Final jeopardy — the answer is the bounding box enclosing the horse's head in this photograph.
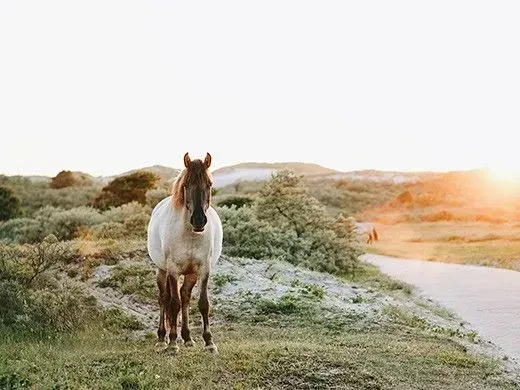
[181,152,213,233]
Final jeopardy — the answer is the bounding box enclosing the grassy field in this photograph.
[1,250,518,389]
[367,222,520,270]
[0,303,515,389]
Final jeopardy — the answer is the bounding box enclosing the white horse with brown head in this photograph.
[147,152,222,354]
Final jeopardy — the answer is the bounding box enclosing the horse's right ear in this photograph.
[183,153,191,168]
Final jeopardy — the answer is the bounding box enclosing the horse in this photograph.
[147,152,223,354]
[346,217,379,244]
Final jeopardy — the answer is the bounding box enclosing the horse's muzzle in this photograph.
[190,212,207,233]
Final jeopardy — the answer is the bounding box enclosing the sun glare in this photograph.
[488,165,520,183]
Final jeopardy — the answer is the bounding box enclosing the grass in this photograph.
[0,318,514,390]
[367,222,520,270]
[97,264,156,301]
[346,263,413,295]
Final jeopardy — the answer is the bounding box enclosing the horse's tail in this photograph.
[372,227,379,241]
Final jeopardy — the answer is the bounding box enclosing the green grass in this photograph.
[0,320,514,390]
[97,264,156,301]
[345,263,413,295]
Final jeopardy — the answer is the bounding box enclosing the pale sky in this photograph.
[1,1,519,177]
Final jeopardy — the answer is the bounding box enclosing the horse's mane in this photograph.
[171,160,212,209]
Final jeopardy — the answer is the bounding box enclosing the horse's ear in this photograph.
[204,153,212,169]
[183,153,191,168]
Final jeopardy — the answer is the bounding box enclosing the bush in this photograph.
[37,206,105,241]
[50,171,76,189]
[397,191,414,204]
[0,186,21,221]
[219,171,362,275]
[217,196,254,209]
[90,222,127,239]
[93,171,160,210]
[0,237,97,335]
[0,218,44,243]
[50,170,93,189]
[218,206,296,261]
[146,188,170,209]
[103,202,150,237]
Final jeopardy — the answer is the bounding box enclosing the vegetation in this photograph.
[368,222,520,270]
[218,170,362,275]
[0,186,21,221]
[93,171,160,210]
[0,167,518,388]
[50,170,93,189]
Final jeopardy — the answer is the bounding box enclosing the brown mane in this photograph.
[171,159,212,209]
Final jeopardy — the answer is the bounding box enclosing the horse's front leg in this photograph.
[166,274,181,353]
[180,273,197,347]
[155,269,168,352]
[198,274,217,354]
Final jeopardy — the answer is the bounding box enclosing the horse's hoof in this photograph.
[154,341,168,353]
[205,344,218,355]
[185,339,195,347]
[168,343,180,354]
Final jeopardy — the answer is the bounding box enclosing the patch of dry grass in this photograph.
[367,222,520,270]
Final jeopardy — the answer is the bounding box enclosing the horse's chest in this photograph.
[166,235,211,275]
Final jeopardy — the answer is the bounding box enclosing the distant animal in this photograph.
[346,217,379,244]
[147,152,223,354]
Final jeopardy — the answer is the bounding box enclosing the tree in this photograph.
[255,170,361,274]
[50,171,77,189]
[0,187,21,221]
[93,171,160,209]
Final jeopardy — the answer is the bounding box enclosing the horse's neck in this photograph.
[172,204,191,232]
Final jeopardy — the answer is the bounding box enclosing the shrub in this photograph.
[218,171,362,275]
[50,170,93,189]
[50,170,76,189]
[256,171,361,274]
[103,202,150,237]
[93,171,160,209]
[217,196,254,209]
[89,222,127,239]
[38,206,105,241]
[146,187,170,209]
[0,238,97,335]
[0,217,44,243]
[0,186,21,221]
[397,191,414,204]
[218,206,297,261]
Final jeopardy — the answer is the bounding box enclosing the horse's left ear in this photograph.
[184,153,191,168]
[204,153,212,169]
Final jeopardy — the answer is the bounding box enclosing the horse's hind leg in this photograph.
[180,273,197,346]
[155,269,168,352]
[198,274,217,354]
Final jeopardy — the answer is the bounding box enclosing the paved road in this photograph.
[363,254,520,360]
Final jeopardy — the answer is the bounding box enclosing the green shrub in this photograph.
[217,171,362,275]
[102,308,143,331]
[98,265,156,301]
[90,222,127,239]
[0,186,21,221]
[217,206,297,261]
[146,188,169,209]
[217,196,254,209]
[0,239,98,335]
[0,218,43,243]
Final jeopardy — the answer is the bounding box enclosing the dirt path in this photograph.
[363,254,520,362]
